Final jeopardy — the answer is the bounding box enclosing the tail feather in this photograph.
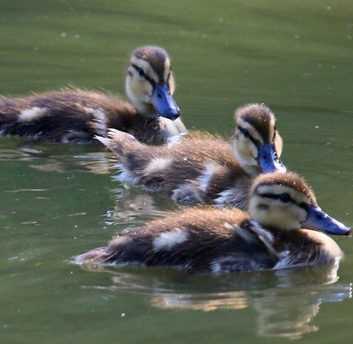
[108,128,136,141]
[95,128,141,155]
[95,135,113,147]
[74,247,108,264]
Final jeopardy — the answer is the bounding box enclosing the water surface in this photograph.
[1,1,353,343]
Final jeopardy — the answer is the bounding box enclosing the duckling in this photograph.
[97,103,286,208]
[0,46,185,144]
[74,172,350,272]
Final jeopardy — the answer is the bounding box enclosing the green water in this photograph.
[1,0,353,343]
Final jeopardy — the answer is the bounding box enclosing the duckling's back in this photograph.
[75,207,280,272]
[100,130,251,206]
[0,89,174,144]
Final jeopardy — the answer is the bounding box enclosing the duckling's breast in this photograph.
[273,229,343,269]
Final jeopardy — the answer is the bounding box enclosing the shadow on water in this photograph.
[76,262,351,340]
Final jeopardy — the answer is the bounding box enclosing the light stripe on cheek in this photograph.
[163,58,170,83]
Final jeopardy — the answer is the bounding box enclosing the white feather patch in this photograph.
[144,157,173,175]
[153,228,188,250]
[248,221,278,258]
[84,107,107,135]
[19,107,47,122]
[197,161,219,192]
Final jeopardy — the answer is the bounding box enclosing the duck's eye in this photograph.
[279,193,291,203]
[137,67,145,77]
[242,128,250,138]
[132,64,145,77]
[237,126,252,139]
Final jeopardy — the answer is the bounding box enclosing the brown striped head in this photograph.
[232,104,286,177]
[248,172,350,235]
[125,46,180,120]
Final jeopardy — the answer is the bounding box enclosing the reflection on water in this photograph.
[106,189,175,225]
[0,138,114,174]
[5,133,352,340]
[29,151,112,174]
[20,142,114,174]
[0,138,177,227]
[2,2,353,343]
[78,262,351,340]
[251,282,350,339]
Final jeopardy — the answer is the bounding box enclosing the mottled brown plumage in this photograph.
[0,46,185,144]
[75,172,350,272]
[97,103,286,207]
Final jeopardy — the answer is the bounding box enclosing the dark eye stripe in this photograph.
[238,125,258,147]
[258,192,309,211]
[259,193,292,202]
[238,124,278,146]
[131,63,156,87]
